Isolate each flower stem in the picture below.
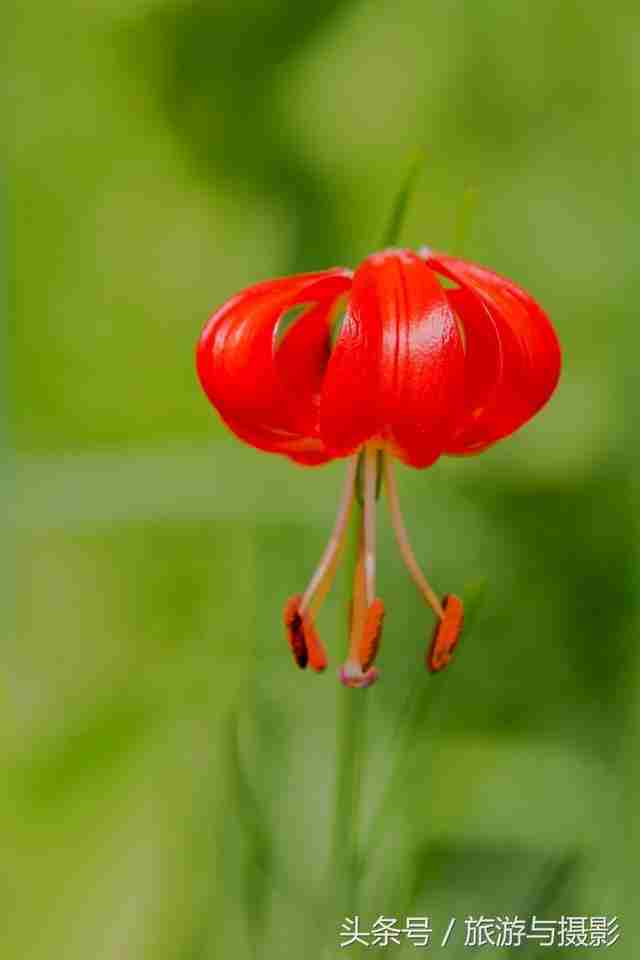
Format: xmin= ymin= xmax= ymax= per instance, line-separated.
xmin=329 ymin=496 xmax=369 ymax=935
xmin=326 ymin=157 xmax=427 ymax=950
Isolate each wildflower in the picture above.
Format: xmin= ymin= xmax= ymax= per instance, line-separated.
xmin=196 ymin=248 xmax=561 ymax=685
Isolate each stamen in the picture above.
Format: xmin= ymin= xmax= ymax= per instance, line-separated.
xmin=283 ymin=594 xmax=327 ymax=672
xmin=303 ymin=614 xmax=328 ymax=672
xmin=299 ymin=456 xmax=358 ymax=617
xmin=363 ymin=443 xmax=377 ymax=606
xmin=383 ymin=453 xmax=445 ymax=620
xmin=345 ymin=527 xmax=367 ymax=667
xmin=427 ymin=594 xmax=464 ymax=672
xmin=358 ymin=599 xmax=385 ymax=671
xmin=340 ymin=451 xmax=383 ymax=689
xmin=284 ymin=594 xmax=307 ymax=669
xmin=285 ymin=457 xmax=356 ymax=676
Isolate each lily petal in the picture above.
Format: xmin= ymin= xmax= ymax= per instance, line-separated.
xmin=196 ymin=269 xmax=352 ymax=463
xmin=424 ymin=253 xmax=561 ymax=453
xmin=444 ymin=287 xmax=504 ymax=451
xmin=320 ymin=249 xmax=465 ymax=467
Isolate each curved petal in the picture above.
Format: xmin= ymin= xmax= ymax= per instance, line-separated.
xmin=275 ymin=299 xmax=343 ymax=398
xmin=444 ymin=287 xmax=504 ymax=450
xmin=446 ymin=288 xmax=504 ymax=416
xmin=424 ymin=253 xmax=561 ymax=453
xmin=213 ymin=410 xmax=335 ymax=465
xmin=320 ymin=250 xmax=465 ymax=467
xmin=196 ymin=269 xmax=352 ymax=463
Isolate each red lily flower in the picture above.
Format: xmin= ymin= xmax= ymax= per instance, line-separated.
xmin=196 ymin=247 xmax=561 ymax=686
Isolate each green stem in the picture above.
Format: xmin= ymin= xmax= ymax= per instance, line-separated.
xmin=325 ymin=161 xmax=429 ymax=953
xmin=361 ymin=579 xmax=486 ymax=851
xmin=328 ymin=499 xmax=368 ymax=947
xmin=333 ymin=660 xmax=368 ymax=904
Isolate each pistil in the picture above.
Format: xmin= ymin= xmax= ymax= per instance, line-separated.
xmin=362 ymin=443 xmax=377 ymax=606
xmin=340 ymin=444 xmax=384 ymax=688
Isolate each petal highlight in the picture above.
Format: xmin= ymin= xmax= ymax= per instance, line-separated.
xmin=320 ymin=250 xmax=465 ymax=466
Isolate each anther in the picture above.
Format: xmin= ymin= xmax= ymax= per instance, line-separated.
xmin=284 ymin=595 xmax=307 ymax=668
xmin=427 ymin=594 xmax=464 ymax=673
xmin=283 ymin=595 xmax=327 ymax=672
xmin=358 ymin=599 xmax=385 ymax=671
xmin=302 ymin=614 xmax=327 ymax=672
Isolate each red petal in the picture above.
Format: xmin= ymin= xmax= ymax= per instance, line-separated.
xmin=447 ymin=288 xmax=503 ymax=411
xmin=425 ymin=253 xmax=561 ymax=453
xmin=275 ymin=299 xmax=343 ymax=398
xmin=445 ymin=287 xmax=504 ymax=449
xmin=196 ymin=269 xmax=351 ymax=463
xmin=320 ymin=250 xmax=465 ymax=467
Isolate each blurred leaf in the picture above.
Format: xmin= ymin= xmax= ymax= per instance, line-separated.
xmin=404 ymin=843 xmax=582 ymax=959
xmin=381 ymin=149 xmax=427 ymax=247
xmin=461 ymin=576 xmax=488 ymax=635
xmin=517 ymin=853 xmax=583 ymax=958
xmin=225 ymin=708 xmax=274 ymax=956
xmin=120 ymin=0 xmax=359 ymax=271
xmin=453 ymin=185 xmax=479 ymax=255
xmin=11 ymin=694 xmax=154 ymax=822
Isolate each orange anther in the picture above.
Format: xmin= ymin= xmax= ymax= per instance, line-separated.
xmin=283 ymin=595 xmax=327 ymax=672
xmin=303 ymin=615 xmax=328 ymax=672
xmin=427 ymin=594 xmax=464 ymax=673
xmin=358 ymin=598 xmax=385 ymax=671
xmin=283 ymin=594 xmax=307 ymax=669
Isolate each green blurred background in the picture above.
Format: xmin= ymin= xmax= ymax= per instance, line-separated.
xmin=6 ymin=0 xmax=639 ymax=956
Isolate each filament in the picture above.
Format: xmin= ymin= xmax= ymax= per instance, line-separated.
xmin=362 ymin=443 xmax=377 ymax=606
xmin=299 ymin=455 xmax=357 ymax=616
xmin=346 ymin=526 xmax=367 ymax=665
xmin=383 ymin=452 xmax=444 ymax=620
xmin=340 ymin=444 xmax=383 ymax=687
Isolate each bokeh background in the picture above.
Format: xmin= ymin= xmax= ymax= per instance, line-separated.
xmin=6 ymin=0 xmax=639 ymax=956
